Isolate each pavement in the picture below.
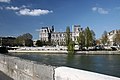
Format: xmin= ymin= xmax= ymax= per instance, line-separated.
xmin=0 ymin=71 xmax=13 ymax=80
xmin=55 ymin=67 xmax=120 ymax=80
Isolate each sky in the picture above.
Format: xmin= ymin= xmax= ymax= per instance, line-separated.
xmin=0 ymin=0 xmax=120 ymax=39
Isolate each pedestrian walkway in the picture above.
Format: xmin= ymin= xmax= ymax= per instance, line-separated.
xmin=0 ymin=71 xmax=13 ymax=80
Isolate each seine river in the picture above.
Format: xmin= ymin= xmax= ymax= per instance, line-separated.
xmin=9 ymin=53 xmax=120 ymax=78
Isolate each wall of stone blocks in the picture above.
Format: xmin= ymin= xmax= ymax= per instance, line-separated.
xmin=0 ymin=54 xmax=55 ymax=80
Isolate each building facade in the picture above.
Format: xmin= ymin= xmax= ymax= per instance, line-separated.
xmin=39 ymin=25 xmax=82 ymax=45
xmin=107 ymin=29 xmax=120 ymax=46
xmin=72 ymin=25 xmax=83 ymax=44
xmin=51 ymin=32 xmax=66 ymax=46
xmin=39 ymin=26 xmax=54 ymax=42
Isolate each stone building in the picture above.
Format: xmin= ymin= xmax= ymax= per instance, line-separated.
xmin=72 ymin=25 xmax=83 ymax=44
xmin=39 ymin=26 xmax=54 ymax=42
xmin=107 ymin=29 xmax=120 ymax=46
xmin=39 ymin=25 xmax=82 ymax=45
xmin=51 ymin=32 xmax=66 ymax=46
xmin=51 ymin=32 xmax=73 ymax=46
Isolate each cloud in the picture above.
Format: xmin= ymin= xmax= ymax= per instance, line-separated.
xmin=2 ymin=5 xmax=53 ymax=16
xmin=5 ymin=6 xmax=19 ymax=10
xmin=17 ymin=8 xmax=53 ymax=16
xmin=21 ymin=5 xmax=27 ymax=8
xmin=92 ymin=7 xmax=109 ymax=14
xmin=5 ymin=5 xmax=29 ymax=11
xmin=92 ymin=7 xmax=97 ymax=11
xmin=97 ymin=8 xmax=109 ymax=14
xmin=0 ymin=0 xmax=11 ymax=3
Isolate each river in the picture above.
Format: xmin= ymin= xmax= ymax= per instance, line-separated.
xmin=8 ymin=53 xmax=120 ymax=78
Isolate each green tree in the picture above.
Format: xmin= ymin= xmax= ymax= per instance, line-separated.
xmin=113 ymin=30 xmax=120 ymax=46
xmin=25 ymin=39 xmax=33 ymax=46
xmin=0 ymin=37 xmax=16 ymax=47
xmin=15 ymin=33 xmax=33 ymax=46
xmin=65 ymin=26 xmax=71 ymax=46
xmin=22 ymin=33 xmax=33 ymax=40
xmin=84 ymin=27 xmax=93 ymax=49
xmin=15 ymin=35 xmax=24 ymax=46
xmin=77 ymin=31 xmax=85 ymax=50
xmin=68 ymin=41 xmax=75 ymax=54
xmin=101 ymin=31 xmax=108 ymax=45
xmin=91 ymin=30 xmax=96 ymax=46
xmin=65 ymin=26 xmax=75 ymax=54
xmin=36 ymin=40 xmax=43 ymax=47
xmin=45 ymin=41 xmax=52 ymax=46
xmin=95 ymin=39 xmax=101 ymax=45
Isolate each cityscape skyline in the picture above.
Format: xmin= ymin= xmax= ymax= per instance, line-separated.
xmin=0 ymin=0 xmax=120 ymax=39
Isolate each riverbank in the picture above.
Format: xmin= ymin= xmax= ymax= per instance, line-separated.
xmin=8 ymin=46 xmax=67 ymax=53
xmin=8 ymin=50 xmax=68 ymax=53
xmin=8 ymin=46 xmax=120 ymax=54
xmin=76 ymin=51 xmax=120 ymax=55
xmin=8 ymin=50 xmax=120 ymax=55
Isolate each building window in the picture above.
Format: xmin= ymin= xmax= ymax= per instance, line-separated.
xmin=44 ymin=30 xmax=46 ymax=32
xmin=56 ymin=34 xmax=58 ymax=37
xmin=60 ymin=34 xmax=62 ymax=37
xmin=62 ymin=34 xmax=63 ymax=37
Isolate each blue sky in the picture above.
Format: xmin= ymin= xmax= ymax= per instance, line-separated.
xmin=0 ymin=0 xmax=120 ymax=39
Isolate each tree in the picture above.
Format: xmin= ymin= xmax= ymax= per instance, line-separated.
xmin=65 ymin=26 xmax=71 ymax=46
xmin=77 ymin=31 xmax=85 ymax=50
xmin=45 ymin=41 xmax=52 ymax=46
xmin=36 ymin=40 xmax=43 ymax=47
xmin=65 ymin=26 xmax=75 ymax=54
xmin=22 ymin=33 xmax=33 ymax=40
xmin=15 ymin=33 xmax=33 ymax=46
xmin=77 ymin=27 xmax=96 ymax=50
xmin=0 ymin=37 xmax=16 ymax=47
xmin=67 ymin=41 xmax=75 ymax=54
xmin=84 ymin=27 xmax=93 ymax=49
xmin=25 ymin=39 xmax=33 ymax=46
xmin=95 ymin=39 xmax=101 ymax=45
xmin=15 ymin=35 xmax=24 ymax=46
xmin=113 ymin=30 xmax=120 ymax=46
xmin=91 ymin=30 xmax=96 ymax=46
xmin=101 ymin=31 xmax=108 ymax=45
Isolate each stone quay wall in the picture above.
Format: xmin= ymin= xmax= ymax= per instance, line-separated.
xmin=0 ymin=54 xmax=55 ymax=80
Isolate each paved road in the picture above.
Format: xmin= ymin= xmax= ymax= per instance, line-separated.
xmin=0 ymin=71 xmax=13 ymax=80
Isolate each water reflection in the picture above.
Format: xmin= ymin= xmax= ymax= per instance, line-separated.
xmin=66 ymin=54 xmax=75 ymax=67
